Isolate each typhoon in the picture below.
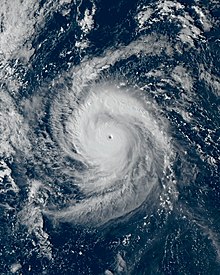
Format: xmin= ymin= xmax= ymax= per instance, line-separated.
xmin=25 ymin=34 xmax=176 ymax=228
xmin=47 ymin=80 xmax=172 ymax=225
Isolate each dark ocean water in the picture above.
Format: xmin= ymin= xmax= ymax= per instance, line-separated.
xmin=0 ymin=0 xmax=219 ymax=274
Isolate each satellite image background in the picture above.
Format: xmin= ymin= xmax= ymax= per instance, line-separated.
xmin=0 ymin=0 xmax=219 ymax=274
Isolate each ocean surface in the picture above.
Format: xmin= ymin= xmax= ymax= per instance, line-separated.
xmin=0 ymin=0 xmax=219 ymax=274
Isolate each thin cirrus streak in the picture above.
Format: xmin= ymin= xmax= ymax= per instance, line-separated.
xmin=45 ymin=38 xmax=175 ymax=226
